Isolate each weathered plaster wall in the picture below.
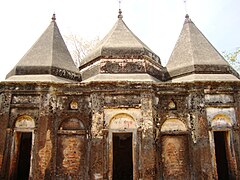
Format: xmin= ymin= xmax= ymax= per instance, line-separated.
xmin=156 ymin=92 xmax=194 ymax=179
xmin=0 ymin=92 xmax=11 ymax=179
xmin=188 ymin=89 xmax=213 ymax=179
xmin=234 ymin=91 xmax=240 ymax=177
xmin=55 ymin=93 xmax=91 ymax=179
xmin=205 ymin=92 xmax=239 ymax=179
xmin=38 ymin=130 xmax=52 ymax=176
xmin=140 ymin=93 xmax=155 ymax=179
xmin=33 ymin=92 xmax=54 ymax=180
xmin=0 ymin=93 xmax=4 ymax=172
xmin=90 ymin=92 xmax=104 ymax=180
xmin=0 ymin=82 xmax=240 ymax=179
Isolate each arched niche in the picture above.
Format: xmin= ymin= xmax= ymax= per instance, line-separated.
xmin=11 ymin=115 xmax=35 ymax=179
xmin=59 ymin=118 xmax=85 ymax=130
xmin=15 ymin=115 xmax=35 ymax=129
xmin=161 ymin=119 xmax=187 ymax=132
xmin=211 ymin=114 xmax=232 ymax=129
xmin=109 ymin=113 xmax=136 ymax=130
xmin=160 ymin=118 xmax=190 ymax=179
xmin=57 ymin=118 xmax=87 ymax=177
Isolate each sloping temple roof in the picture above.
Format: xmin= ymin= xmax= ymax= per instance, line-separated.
xmin=6 ymin=14 xmax=81 ymax=82
xmin=80 ymin=9 xmax=161 ymax=68
xmin=4 ymin=12 xmax=239 ymax=83
xmin=166 ymin=14 xmax=239 ymax=82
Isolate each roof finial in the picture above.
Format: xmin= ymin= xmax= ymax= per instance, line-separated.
xmin=118 ymin=9 xmax=123 ymax=19
xmin=183 ymin=0 xmax=188 ymax=14
xmin=51 ymin=13 xmax=56 ymax=22
xmin=118 ymin=0 xmax=123 ymax=19
xmin=184 ymin=13 xmax=193 ymax=23
xmin=183 ymin=0 xmax=192 ymax=23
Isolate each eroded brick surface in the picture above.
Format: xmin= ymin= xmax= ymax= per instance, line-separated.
xmin=38 ymin=130 xmax=52 ymax=176
xmin=0 ymin=155 xmax=2 ymax=170
xmin=162 ymin=135 xmax=190 ymax=179
xmin=62 ymin=136 xmax=82 ymax=174
xmin=0 ymin=82 xmax=239 ymax=179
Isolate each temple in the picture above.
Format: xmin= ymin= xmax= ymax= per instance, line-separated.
xmin=0 ymin=10 xmax=240 ymax=180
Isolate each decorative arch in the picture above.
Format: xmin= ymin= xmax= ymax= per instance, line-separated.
xmin=10 ymin=115 xmax=35 ymax=179
xmin=211 ymin=114 xmax=232 ymax=129
xmin=109 ymin=113 xmax=136 ymax=130
xmin=161 ymin=118 xmax=187 ymax=132
xmin=15 ymin=115 xmax=35 ymax=129
xmin=59 ymin=118 xmax=85 ymax=130
xmin=160 ymin=118 xmax=190 ymax=179
xmin=209 ymin=113 xmax=238 ymax=178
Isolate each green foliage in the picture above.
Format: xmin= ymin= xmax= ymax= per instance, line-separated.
xmin=222 ymin=47 xmax=240 ymax=73
xmin=223 ymin=47 xmax=240 ymax=62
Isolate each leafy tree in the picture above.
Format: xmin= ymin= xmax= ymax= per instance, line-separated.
xmin=64 ymin=34 xmax=99 ymax=67
xmin=222 ymin=47 xmax=240 ymax=73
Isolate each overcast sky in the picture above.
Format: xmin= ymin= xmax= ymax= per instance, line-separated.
xmin=0 ymin=0 xmax=239 ymax=81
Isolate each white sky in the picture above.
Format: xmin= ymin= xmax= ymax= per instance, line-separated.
xmin=0 ymin=0 xmax=239 ymax=81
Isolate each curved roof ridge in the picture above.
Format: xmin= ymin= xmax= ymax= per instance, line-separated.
xmin=80 ymin=18 xmax=161 ymax=67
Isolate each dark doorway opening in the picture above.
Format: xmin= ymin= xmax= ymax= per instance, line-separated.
xmin=16 ymin=132 xmax=32 ymax=180
xmin=113 ymin=133 xmax=133 ymax=180
xmin=214 ymin=131 xmax=229 ymax=180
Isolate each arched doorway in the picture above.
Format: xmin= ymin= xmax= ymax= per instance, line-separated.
xmin=209 ymin=114 xmax=238 ymax=179
xmin=10 ymin=115 xmax=35 ymax=179
xmin=108 ymin=113 xmax=138 ymax=180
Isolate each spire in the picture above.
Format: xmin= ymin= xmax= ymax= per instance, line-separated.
xmin=166 ymin=15 xmax=239 ymax=82
xmin=51 ymin=13 xmax=56 ymax=22
xmin=6 ymin=15 xmax=81 ymax=82
xmin=80 ymin=14 xmax=161 ymax=67
xmin=79 ymin=9 xmax=164 ymax=82
xmin=118 ymin=0 xmax=123 ymax=19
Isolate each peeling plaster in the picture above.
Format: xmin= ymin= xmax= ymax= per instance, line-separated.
xmin=62 ymin=137 xmax=82 ymax=174
xmin=109 ymin=114 xmax=136 ymax=130
xmin=161 ymin=119 xmax=187 ymax=132
xmin=205 ymin=94 xmax=234 ymax=104
xmin=92 ymin=112 xmax=104 ymax=137
xmin=104 ymin=108 xmax=141 ymax=128
xmin=38 ymin=130 xmax=52 ymax=176
xmin=206 ymin=107 xmax=236 ymax=126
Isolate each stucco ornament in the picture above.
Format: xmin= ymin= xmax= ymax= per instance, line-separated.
xmin=15 ymin=115 xmax=35 ymax=129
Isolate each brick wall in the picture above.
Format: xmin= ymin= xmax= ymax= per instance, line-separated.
xmin=38 ymin=130 xmax=52 ymax=176
xmin=162 ymin=135 xmax=190 ymax=179
xmin=57 ymin=135 xmax=86 ymax=178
